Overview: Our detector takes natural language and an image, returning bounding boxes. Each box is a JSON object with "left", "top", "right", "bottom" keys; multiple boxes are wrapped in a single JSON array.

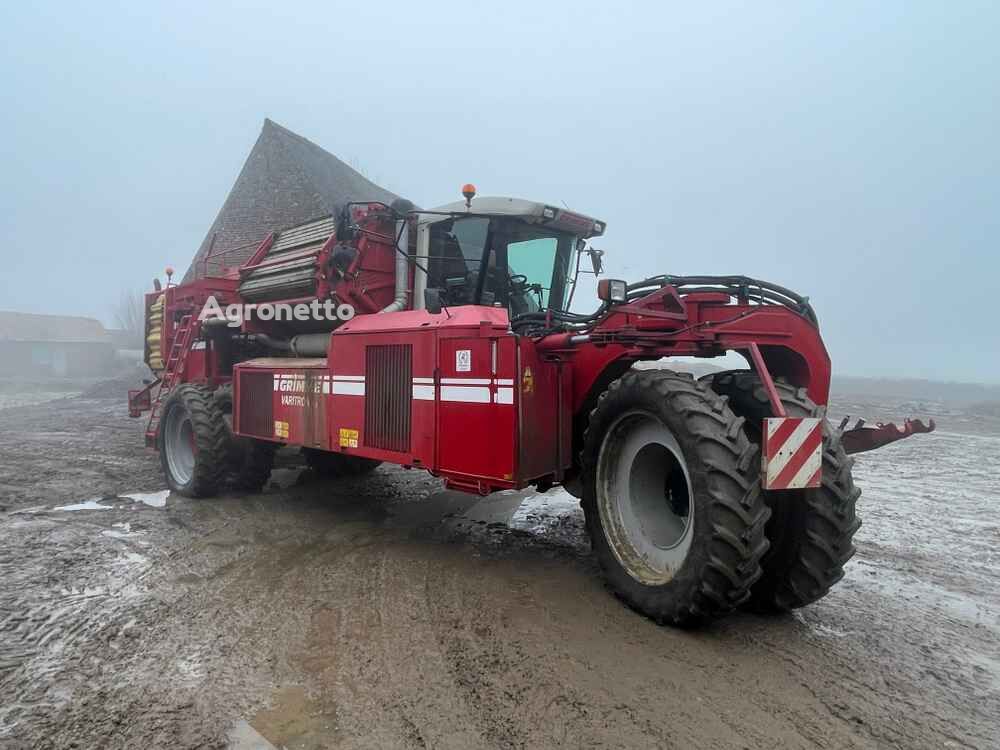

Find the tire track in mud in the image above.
[
  {"left": 0, "top": 513, "right": 153, "bottom": 740},
  {"left": 0, "top": 485, "right": 298, "bottom": 747}
]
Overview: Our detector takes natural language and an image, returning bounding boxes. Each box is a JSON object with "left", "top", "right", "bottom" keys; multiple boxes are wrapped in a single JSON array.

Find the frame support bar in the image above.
[{"left": 747, "top": 343, "right": 787, "bottom": 418}]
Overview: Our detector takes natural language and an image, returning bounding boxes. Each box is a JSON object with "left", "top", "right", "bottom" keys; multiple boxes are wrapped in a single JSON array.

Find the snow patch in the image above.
[
  {"left": 510, "top": 488, "right": 581, "bottom": 534},
  {"left": 121, "top": 490, "right": 170, "bottom": 508},
  {"left": 53, "top": 499, "right": 112, "bottom": 512}
]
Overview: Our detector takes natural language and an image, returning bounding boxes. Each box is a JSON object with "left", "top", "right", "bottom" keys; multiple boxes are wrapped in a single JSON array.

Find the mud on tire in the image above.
[
  {"left": 706, "top": 371, "right": 861, "bottom": 612},
  {"left": 159, "top": 384, "right": 229, "bottom": 498},
  {"left": 581, "top": 369, "right": 770, "bottom": 626}
]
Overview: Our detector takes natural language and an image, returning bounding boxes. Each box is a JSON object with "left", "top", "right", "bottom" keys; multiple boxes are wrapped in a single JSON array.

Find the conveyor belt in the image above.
[{"left": 238, "top": 216, "right": 335, "bottom": 302}]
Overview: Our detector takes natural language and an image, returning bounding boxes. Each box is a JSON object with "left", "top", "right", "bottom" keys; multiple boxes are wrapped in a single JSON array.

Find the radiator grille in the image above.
[
  {"left": 237, "top": 370, "right": 274, "bottom": 439},
  {"left": 364, "top": 344, "right": 412, "bottom": 452}
]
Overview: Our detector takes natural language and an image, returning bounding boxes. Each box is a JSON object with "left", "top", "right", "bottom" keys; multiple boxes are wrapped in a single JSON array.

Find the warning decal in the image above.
[{"left": 762, "top": 417, "right": 823, "bottom": 490}]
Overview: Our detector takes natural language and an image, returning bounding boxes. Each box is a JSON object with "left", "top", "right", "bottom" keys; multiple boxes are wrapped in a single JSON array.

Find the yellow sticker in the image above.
[
  {"left": 339, "top": 428, "right": 359, "bottom": 448},
  {"left": 274, "top": 420, "right": 289, "bottom": 439},
  {"left": 522, "top": 366, "right": 534, "bottom": 395}
]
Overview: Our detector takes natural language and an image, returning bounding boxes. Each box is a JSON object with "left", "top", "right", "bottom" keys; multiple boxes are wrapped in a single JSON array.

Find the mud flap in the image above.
[{"left": 761, "top": 417, "right": 823, "bottom": 490}]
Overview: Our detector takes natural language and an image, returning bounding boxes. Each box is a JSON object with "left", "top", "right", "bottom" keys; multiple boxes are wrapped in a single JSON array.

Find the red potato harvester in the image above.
[{"left": 129, "top": 186, "right": 933, "bottom": 625}]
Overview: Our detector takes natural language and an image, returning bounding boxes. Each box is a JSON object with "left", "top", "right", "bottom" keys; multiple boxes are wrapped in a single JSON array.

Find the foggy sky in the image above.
[{"left": 1, "top": 2, "right": 997, "bottom": 383}]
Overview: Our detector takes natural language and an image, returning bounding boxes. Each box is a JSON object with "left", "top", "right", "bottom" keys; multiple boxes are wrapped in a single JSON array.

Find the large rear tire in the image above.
[
  {"left": 706, "top": 371, "right": 861, "bottom": 612},
  {"left": 581, "top": 369, "right": 770, "bottom": 626},
  {"left": 159, "top": 384, "right": 229, "bottom": 498}
]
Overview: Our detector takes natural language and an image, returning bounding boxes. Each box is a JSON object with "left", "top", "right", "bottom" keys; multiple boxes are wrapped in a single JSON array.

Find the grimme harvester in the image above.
[{"left": 129, "top": 187, "right": 933, "bottom": 625}]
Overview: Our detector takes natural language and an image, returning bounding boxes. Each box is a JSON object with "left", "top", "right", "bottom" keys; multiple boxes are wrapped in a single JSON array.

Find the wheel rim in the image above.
[
  {"left": 163, "top": 403, "right": 196, "bottom": 486},
  {"left": 596, "top": 411, "right": 694, "bottom": 585}
]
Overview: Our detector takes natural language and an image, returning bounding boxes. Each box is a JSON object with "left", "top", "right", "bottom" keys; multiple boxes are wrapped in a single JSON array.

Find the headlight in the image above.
[{"left": 597, "top": 279, "right": 627, "bottom": 304}]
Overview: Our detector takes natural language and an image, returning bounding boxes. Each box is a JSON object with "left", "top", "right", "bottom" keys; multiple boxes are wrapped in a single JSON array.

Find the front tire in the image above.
[
  {"left": 581, "top": 370, "right": 770, "bottom": 626},
  {"left": 707, "top": 371, "right": 861, "bottom": 612},
  {"left": 159, "top": 384, "right": 229, "bottom": 497}
]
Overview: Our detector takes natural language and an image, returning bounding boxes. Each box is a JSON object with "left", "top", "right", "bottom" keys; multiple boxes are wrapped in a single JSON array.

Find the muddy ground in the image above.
[{"left": 0, "top": 387, "right": 997, "bottom": 749}]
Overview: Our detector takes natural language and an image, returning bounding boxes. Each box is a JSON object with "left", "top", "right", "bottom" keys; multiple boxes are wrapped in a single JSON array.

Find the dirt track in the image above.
[{"left": 0, "top": 392, "right": 998, "bottom": 749}]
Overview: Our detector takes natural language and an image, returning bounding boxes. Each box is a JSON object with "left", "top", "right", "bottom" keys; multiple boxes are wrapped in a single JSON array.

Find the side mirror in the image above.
[
  {"left": 587, "top": 247, "right": 604, "bottom": 275},
  {"left": 424, "top": 288, "right": 445, "bottom": 314}
]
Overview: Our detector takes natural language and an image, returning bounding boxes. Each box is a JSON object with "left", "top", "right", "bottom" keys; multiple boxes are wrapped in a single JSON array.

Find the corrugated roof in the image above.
[
  {"left": 184, "top": 119, "right": 399, "bottom": 280},
  {"left": 0, "top": 311, "right": 110, "bottom": 343}
]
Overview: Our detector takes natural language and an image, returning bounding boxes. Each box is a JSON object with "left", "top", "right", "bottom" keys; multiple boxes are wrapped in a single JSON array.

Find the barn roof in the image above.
[
  {"left": 184, "top": 119, "right": 399, "bottom": 280},
  {"left": 0, "top": 311, "right": 110, "bottom": 343}
]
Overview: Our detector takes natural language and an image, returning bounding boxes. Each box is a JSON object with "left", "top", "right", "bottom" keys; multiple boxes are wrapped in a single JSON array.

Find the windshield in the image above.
[{"left": 426, "top": 216, "right": 575, "bottom": 315}]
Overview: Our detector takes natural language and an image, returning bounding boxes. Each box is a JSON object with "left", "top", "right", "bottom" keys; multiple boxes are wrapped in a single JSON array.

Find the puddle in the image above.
[
  {"left": 248, "top": 685, "right": 336, "bottom": 749},
  {"left": 229, "top": 718, "right": 278, "bottom": 750}
]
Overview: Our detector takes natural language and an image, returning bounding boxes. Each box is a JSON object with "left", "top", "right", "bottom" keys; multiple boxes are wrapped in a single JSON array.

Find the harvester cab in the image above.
[
  {"left": 413, "top": 195, "right": 606, "bottom": 319},
  {"left": 128, "top": 184, "right": 935, "bottom": 628}
]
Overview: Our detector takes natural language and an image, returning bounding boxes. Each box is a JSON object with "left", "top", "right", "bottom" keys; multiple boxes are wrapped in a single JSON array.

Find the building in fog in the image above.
[
  {"left": 0, "top": 311, "right": 114, "bottom": 377},
  {"left": 184, "top": 119, "right": 398, "bottom": 281}
]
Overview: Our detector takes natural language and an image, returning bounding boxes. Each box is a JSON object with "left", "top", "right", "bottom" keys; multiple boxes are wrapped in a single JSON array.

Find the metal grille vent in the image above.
[
  {"left": 364, "top": 344, "right": 412, "bottom": 453},
  {"left": 237, "top": 371, "right": 274, "bottom": 439}
]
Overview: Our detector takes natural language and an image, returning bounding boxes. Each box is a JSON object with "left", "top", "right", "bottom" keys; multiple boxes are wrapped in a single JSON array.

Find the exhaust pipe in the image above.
[
  {"left": 289, "top": 332, "right": 332, "bottom": 357},
  {"left": 381, "top": 199, "right": 415, "bottom": 313},
  {"left": 243, "top": 332, "right": 332, "bottom": 357}
]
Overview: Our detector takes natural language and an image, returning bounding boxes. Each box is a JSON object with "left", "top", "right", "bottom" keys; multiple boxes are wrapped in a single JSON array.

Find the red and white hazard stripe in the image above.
[{"left": 762, "top": 417, "right": 823, "bottom": 490}]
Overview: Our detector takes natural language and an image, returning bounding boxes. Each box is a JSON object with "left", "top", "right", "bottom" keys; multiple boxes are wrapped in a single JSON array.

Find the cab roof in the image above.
[{"left": 420, "top": 196, "right": 606, "bottom": 239}]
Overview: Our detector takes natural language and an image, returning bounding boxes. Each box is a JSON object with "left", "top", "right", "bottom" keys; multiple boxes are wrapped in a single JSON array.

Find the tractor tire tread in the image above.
[
  {"left": 581, "top": 369, "right": 771, "bottom": 627},
  {"left": 706, "top": 370, "right": 861, "bottom": 612},
  {"left": 160, "top": 384, "right": 229, "bottom": 498}
]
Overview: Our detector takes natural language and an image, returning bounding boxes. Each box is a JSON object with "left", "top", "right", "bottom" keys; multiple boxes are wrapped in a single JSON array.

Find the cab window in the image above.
[{"left": 426, "top": 217, "right": 490, "bottom": 304}]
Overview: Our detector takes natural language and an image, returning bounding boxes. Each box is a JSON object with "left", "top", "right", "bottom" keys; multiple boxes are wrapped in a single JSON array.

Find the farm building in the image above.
[
  {"left": 184, "top": 119, "right": 399, "bottom": 281},
  {"left": 0, "top": 311, "right": 115, "bottom": 377}
]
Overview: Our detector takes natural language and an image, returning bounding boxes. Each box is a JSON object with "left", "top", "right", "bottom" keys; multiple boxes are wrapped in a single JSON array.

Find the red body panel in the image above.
[{"left": 232, "top": 307, "right": 573, "bottom": 494}]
